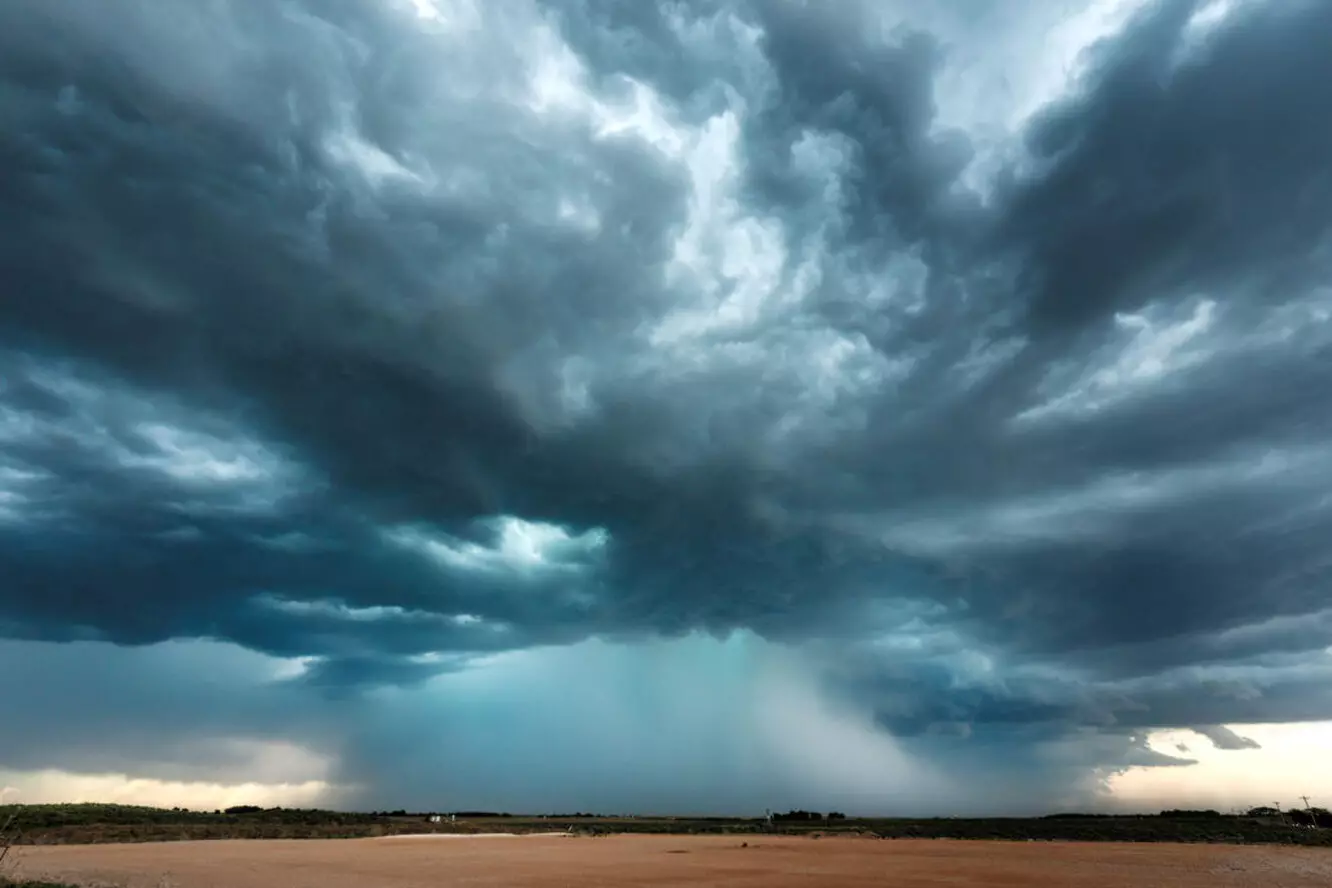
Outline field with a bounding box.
[3,804,1331,847]
[3,804,1330,887]
[4,834,1332,888]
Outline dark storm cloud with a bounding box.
[2,0,1332,808]
[1005,0,1332,336]
[742,0,979,245]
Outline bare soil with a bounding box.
[7,834,1332,887]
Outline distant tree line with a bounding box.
[1045,807,1330,828]
[771,810,846,822]
[1247,806,1332,828]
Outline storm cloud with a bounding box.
[2,0,1331,813]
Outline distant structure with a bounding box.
[428,815,442,823]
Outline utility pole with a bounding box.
[1300,796,1317,828]
[0,814,17,867]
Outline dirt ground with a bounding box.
[7,834,1332,887]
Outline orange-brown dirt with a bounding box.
[8,834,1332,887]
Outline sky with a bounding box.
[1,0,1331,816]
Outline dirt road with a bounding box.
[8,834,1332,887]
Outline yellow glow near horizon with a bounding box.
[0,739,348,811]
[0,769,343,811]
[1109,721,1332,811]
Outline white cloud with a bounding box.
[1016,299,1218,424]
[256,595,493,634]
[0,360,306,520]
[133,423,275,485]
[854,440,1332,556]
[259,597,414,623]
[388,515,609,576]
[1170,0,1253,71]
[627,100,903,459]
[923,0,1156,194]
[324,126,428,188]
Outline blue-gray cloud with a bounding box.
[1191,724,1261,751]
[2,0,1331,811]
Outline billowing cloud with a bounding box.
[2,0,1331,813]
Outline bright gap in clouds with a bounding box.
[0,735,344,810]
[1109,722,1332,811]
[387,515,609,576]
[0,771,336,811]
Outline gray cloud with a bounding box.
[0,638,338,784]
[1192,725,1261,751]
[1,0,1331,811]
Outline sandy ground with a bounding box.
[7,834,1332,887]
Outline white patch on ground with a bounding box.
[377,832,572,839]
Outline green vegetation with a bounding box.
[0,804,379,829]
[0,803,1328,847]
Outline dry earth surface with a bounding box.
[7,834,1332,888]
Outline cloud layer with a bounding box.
[2,0,1331,812]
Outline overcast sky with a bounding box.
[2,0,1332,816]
